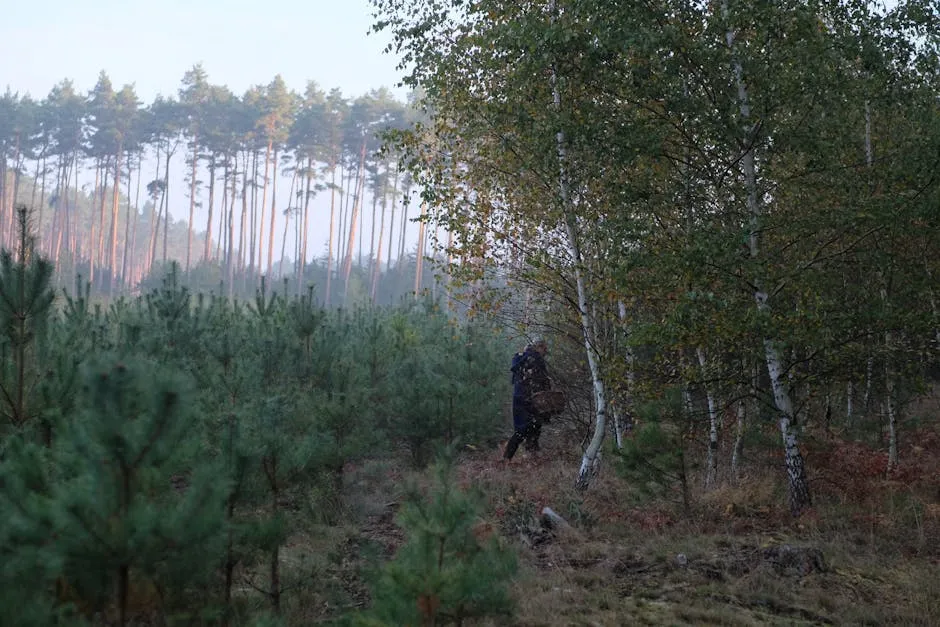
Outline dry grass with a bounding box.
[264,411,940,626]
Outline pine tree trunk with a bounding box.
[97,157,110,270]
[125,153,142,289]
[162,148,171,265]
[298,158,312,296]
[239,154,249,277]
[279,165,298,279]
[258,140,272,273]
[342,142,367,299]
[89,161,101,284]
[267,149,280,276]
[370,189,387,304]
[187,137,198,272]
[325,159,338,305]
[413,202,426,296]
[108,147,123,293]
[204,155,216,261]
[228,155,237,298]
[249,150,259,277]
[119,153,133,290]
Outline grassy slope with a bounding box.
[266,392,940,626]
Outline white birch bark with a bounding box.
[724,1,811,514]
[549,0,607,488]
[696,346,720,490]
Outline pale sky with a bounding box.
[0,0,428,267]
[1,0,406,102]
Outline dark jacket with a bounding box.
[511,347,550,402]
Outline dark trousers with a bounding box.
[504,397,542,459]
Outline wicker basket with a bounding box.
[531,390,566,415]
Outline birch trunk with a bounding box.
[725,1,810,514]
[547,3,607,488]
[697,346,720,491]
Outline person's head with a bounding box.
[528,335,548,355]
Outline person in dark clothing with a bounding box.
[504,337,551,459]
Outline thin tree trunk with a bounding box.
[249,150,259,276]
[731,398,746,484]
[108,147,123,293]
[370,180,388,304]
[725,0,810,515]
[413,202,427,296]
[239,153,249,276]
[97,157,110,269]
[187,137,198,271]
[547,5,607,488]
[266,149,280,276]
[342,142,367,300]
[204,154,216,261]
[325,160,338,305]
[697,346,720,491]
[298,157,312,295]
[126,152,142,289]
[228,154,237,298]
[162,148,171,265]
[279,164,298,279]
[258,140,272,273]
[398,192,410,264]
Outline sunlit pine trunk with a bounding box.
[398,190,410,265]
[297,157,312,296]
[249,150,259,277]
[370,164,392,303]
[204,154,216,261]
[162,145,172,265]
[279,166,298,279]
[325,156,338,305]
[342,141,367,303]
[547,6,607,487]
[97,156,111,271]
[124,152,142,289]
[239,151,249,277]
[118,152,133,291]
[386,169,399,271]
[258,140,272,274]
[266,149,280,276]
[108,145,123,294]
[186,134,198,272]
[413,202,427,296]
[725,1,810,514]
[227,154,237,298]
[697,346,720,490]
[370,183,388,304]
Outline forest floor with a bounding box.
[271,393,940,626]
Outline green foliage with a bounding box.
[615,387,692,511]
[52,357,227,618]
[354,452,517,626]
[385,299,508,466]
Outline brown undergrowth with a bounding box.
[266,413,940,626]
